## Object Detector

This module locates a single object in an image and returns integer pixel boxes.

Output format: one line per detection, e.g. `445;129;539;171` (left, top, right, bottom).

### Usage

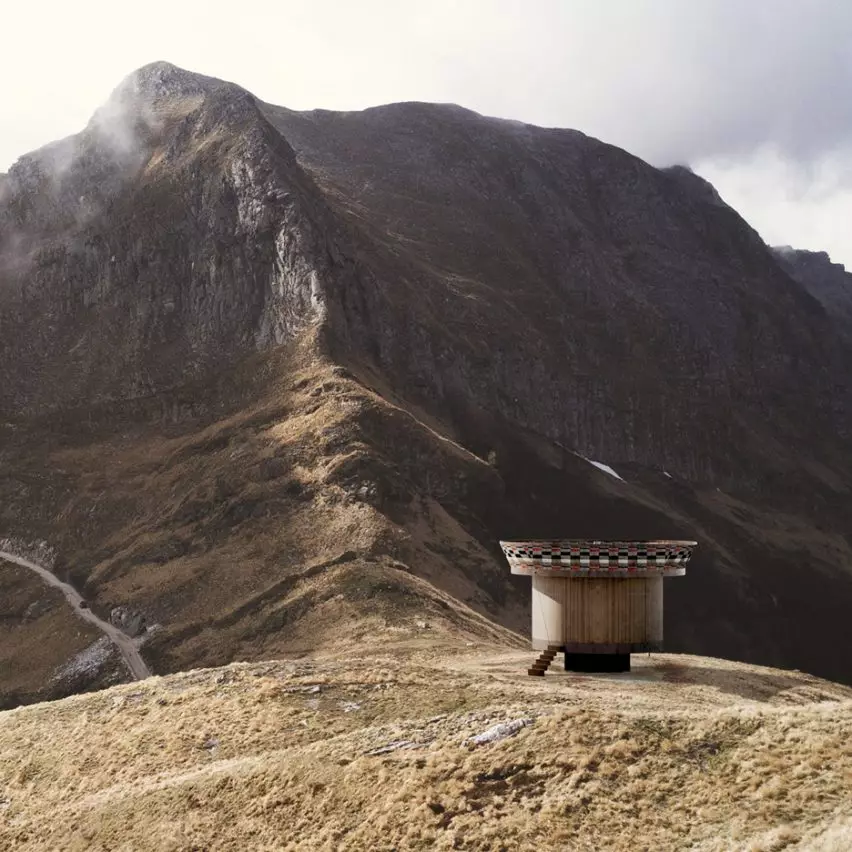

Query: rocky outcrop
109;606;147;638
0;538;57;569
0;63;329;416
772;245;852;327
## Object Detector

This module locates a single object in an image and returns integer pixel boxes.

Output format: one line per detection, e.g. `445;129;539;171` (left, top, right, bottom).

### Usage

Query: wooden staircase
527;646;561;677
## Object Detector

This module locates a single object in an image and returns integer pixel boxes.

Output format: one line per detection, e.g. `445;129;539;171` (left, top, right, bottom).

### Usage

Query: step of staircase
527;646;561;677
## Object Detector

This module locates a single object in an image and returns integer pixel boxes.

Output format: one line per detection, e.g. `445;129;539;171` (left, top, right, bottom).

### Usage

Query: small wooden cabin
500;539;696;673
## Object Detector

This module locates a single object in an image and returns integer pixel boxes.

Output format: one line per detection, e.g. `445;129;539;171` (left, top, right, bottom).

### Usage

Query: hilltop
1;649;851;850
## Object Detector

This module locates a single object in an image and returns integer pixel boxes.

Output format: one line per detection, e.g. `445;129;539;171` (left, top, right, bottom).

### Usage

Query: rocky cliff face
264;103;851;490
773;246;852;329
0;63;328;414
2;63;852;705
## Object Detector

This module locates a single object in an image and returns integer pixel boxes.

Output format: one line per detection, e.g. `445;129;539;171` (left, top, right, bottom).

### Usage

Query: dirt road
0;550;151;681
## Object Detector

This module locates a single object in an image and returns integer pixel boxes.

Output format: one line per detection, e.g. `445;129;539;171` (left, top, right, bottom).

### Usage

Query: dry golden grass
0;564;103;707
1;338;529;706
1;650;850;851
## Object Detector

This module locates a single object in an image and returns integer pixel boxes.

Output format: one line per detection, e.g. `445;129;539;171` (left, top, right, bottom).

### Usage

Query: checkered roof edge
500;540;696;570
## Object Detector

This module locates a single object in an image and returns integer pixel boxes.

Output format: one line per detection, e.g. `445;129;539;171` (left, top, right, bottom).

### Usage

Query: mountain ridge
772;244;852;329
1;63;852;708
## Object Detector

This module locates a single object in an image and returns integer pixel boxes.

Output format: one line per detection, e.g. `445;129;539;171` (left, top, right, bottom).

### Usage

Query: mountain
2;62;852;708
772;245;852;328
2;652;851;851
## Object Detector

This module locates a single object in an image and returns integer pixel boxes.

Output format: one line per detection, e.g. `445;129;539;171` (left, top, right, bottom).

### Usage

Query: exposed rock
52;636;117;685
0;538;57;569
22;598;53;622
110;606;147;638
465;718;533;746
772;245;852;327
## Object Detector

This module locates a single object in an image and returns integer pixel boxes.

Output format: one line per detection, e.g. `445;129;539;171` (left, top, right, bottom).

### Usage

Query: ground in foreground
1;649;851;851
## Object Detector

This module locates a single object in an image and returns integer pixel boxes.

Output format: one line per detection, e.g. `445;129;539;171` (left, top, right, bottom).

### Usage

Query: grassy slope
0;337;527;705
4;330;852;706
0;565;104;709
1;650;850;851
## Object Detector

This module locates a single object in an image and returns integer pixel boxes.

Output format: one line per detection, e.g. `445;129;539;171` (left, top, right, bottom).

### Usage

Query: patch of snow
582;457;625;482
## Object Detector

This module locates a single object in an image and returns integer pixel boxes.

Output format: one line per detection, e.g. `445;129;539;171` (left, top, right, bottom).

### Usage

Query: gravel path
0;551;150;681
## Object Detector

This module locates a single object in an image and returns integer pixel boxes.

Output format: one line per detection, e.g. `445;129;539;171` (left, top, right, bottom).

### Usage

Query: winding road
0;550;151;680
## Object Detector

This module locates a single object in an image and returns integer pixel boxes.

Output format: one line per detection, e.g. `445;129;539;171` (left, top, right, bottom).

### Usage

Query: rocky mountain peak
4;63;249;198
0;62;283;252
91;61;256;134
111;61;228;102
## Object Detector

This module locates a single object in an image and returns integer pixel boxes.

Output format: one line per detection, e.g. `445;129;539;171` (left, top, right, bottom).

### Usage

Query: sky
2;0;850;266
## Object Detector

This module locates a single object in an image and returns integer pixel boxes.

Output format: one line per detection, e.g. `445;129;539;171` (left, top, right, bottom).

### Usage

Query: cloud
696;149;852;270
524;0;852;168
240;0;852;169
0;67;168;281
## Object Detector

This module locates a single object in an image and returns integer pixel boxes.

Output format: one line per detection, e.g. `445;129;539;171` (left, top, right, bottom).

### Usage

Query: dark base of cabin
527;642;661;676
564;652;631;673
